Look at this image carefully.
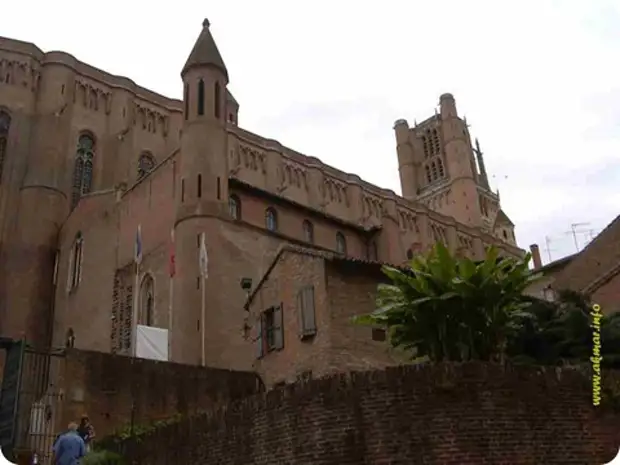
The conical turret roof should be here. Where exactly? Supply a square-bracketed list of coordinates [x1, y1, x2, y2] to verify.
[181, 18, 228, 80]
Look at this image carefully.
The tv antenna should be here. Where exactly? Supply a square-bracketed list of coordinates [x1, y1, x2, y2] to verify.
[543, 236, 556, 263]
[564, 222, 590, 252]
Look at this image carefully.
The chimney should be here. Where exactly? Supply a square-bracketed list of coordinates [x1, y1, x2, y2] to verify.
[529, 244, 542, 270]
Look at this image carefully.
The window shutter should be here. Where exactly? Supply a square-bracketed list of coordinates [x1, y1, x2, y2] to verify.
[300, 286, 317, 337]
[256, 314, 264, 359]
[273, 304, 284, 350]
[297, 291, 304, 337]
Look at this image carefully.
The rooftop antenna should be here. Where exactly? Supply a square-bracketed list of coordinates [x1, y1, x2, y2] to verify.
[543, 236, 555, 263]
[565, 222, 590, 252]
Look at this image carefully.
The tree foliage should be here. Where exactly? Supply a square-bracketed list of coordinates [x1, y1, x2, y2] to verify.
[354, 243, 620, 366]
[354, 243, 538, 362]
[507, 289, 620, 368]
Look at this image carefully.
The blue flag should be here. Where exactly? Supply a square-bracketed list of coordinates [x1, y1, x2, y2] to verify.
[135, 224, 142, 265]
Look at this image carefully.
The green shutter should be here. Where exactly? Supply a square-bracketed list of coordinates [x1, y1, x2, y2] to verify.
[256, 314, 264, 359]
[273, 304, 284, 350]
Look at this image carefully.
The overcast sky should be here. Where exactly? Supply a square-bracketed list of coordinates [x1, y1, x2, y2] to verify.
[3, 0, 618, 264]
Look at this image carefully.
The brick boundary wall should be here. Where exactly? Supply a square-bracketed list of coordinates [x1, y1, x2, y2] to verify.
[57, 349, 264, 438]
[114, 362, 620, 464]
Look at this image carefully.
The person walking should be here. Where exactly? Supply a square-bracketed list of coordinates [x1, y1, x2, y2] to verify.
[52, 423, 85, 465]
[77, 415, 96, 453]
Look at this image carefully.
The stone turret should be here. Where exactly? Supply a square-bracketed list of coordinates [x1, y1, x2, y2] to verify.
[172, 18, 231, 365]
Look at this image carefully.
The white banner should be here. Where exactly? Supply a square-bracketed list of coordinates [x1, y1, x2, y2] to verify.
[136, 325, 169, 361]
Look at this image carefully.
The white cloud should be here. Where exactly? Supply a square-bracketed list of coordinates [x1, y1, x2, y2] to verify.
[2, 0, 617, 263]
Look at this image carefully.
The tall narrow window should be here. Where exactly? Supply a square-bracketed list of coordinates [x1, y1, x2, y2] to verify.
[217, 177, 221, 199]
[265, 207, 278, 232]
[438, 158, 445, 178]
[336, 232, 347, 255]
[197, 79, 205, 116]
[197, 174, 202, 198]
[229, 195, 241, 220]
[0, 111, 10, 183]
[431, 161, 438, 181]
[68, 232, 84, 291]
[71, 134, 95, 209]
[184, 84, 189, 120]
[140, 274, 155, 326]
[137, 152, 155, 179]
[214, 82, 221, 119]
[181, 179, 185, 202]
[302, 220, 314, 244]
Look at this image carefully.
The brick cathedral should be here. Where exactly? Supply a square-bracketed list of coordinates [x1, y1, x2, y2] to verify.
[0, 19, 522, 386]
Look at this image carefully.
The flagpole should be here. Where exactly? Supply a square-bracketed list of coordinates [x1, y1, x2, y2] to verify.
[168, 230, 174, 362]
[199, 232, 207, 367]
[167, 278, 173, 358]
[132, 263, 140, 357]
[132, 224, 142, 358]
[201, 273, 206, 366]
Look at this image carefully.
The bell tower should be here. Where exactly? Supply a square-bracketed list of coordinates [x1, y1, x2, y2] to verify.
[172, 18, 231, 365]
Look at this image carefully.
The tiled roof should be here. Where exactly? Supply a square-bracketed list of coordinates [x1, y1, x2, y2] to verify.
[537, 253, 577, 275]
[553, 215, 620, 294]
[244, 244, 400, 309]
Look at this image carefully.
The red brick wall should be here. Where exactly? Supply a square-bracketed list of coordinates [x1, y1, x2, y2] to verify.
[113, 363, 620, 464]
[56, 349, 263, 439]
[250, 251, 409, 388]
[592, 271, 620, 314]
[324, 260, 410, 370]
[250, 251, 332, 387]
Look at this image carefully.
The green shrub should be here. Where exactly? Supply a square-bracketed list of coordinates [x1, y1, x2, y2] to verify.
[81, 450, 125, 465]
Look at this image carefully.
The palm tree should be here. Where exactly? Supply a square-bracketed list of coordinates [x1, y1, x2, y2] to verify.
[354, 243, 539, 362]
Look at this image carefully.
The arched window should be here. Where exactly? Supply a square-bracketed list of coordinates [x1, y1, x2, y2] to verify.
[265, 207, 278, 232]
[431, 161, 438, 181]
[197, 79, 205, 116]
[140, 274, 155, 326]
[425, 165, 432, 184]
[138, 152, 156, 179]
[302, 220, 314, 243]
[336, 232, 347, 255]
[214, 82, 221, 119]
[438, 159, 445, 178]
[65, 328, 75, 349]
[229, 194, 241, 220]
[71, 134, 95, 209]
[0, 111, 10, 182]
[68, 232, 84, 291]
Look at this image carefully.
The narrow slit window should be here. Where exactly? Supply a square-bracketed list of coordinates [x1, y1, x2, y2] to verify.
[184, 84, 189, 120]
[197, 174, 202, 198]
[197, 79, 205, 116]
[214, 82, 221, 119]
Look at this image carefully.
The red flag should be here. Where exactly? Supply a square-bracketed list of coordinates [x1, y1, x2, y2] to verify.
[169, 229, 176, 277]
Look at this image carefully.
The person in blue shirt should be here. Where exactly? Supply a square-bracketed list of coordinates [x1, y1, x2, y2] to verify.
[52, 422, 85, 465]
